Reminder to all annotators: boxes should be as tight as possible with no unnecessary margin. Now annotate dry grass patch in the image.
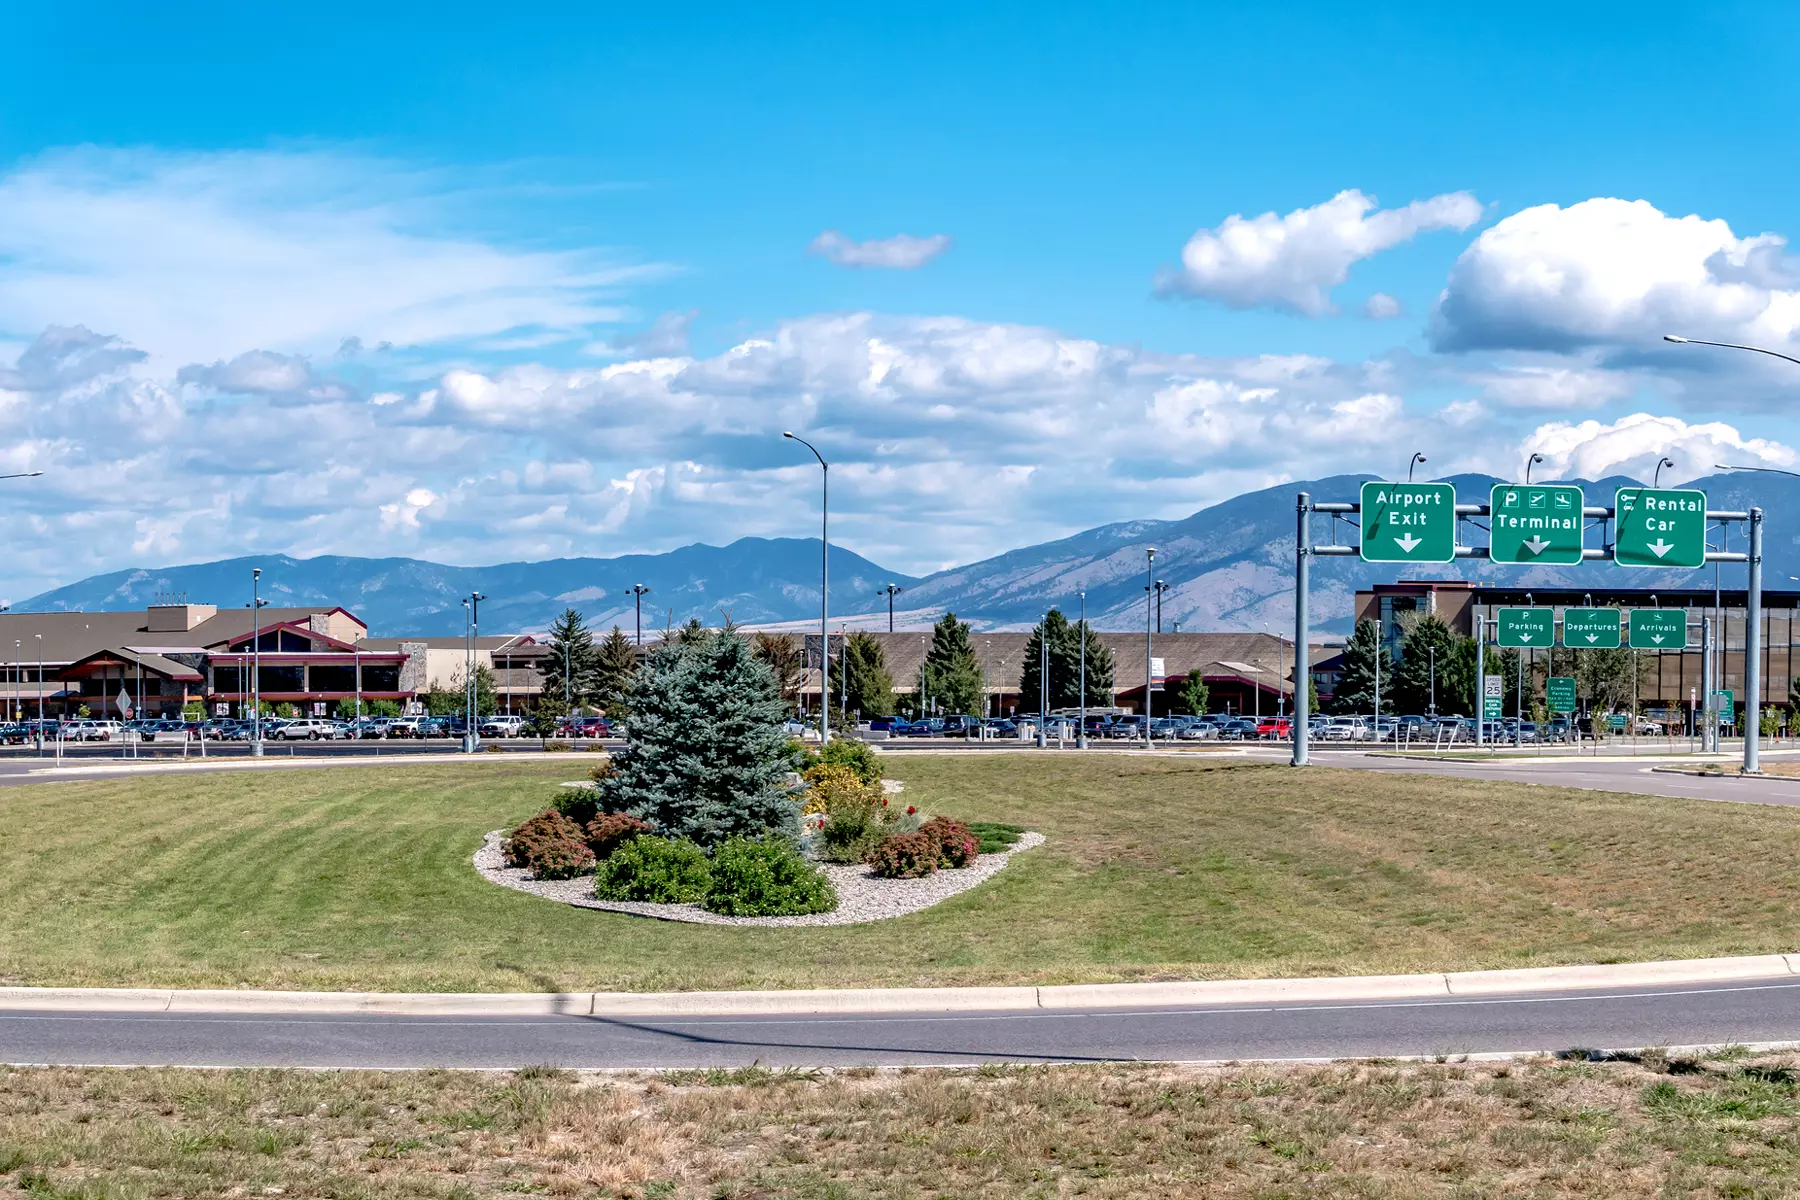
[8,1051,1800,1197]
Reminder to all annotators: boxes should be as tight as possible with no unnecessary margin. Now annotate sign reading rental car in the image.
[1614,487,1707,568]
[1359,482,1456,563]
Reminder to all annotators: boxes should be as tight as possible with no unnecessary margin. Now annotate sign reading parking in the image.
[1496,607,1554,648]
[1360,481,1456,563]
[1547,676,1577,713]
[1489,484,1585,564]
[1562,607,1622,649]
[1614,487,1707,568]
[1627,609,1689,649]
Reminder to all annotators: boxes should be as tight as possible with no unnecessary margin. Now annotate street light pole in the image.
[250,568,266,756]
[465,592,485,752]
[1144,547,1156,749]
[880,584,903,633]
[784,432,830,745]
[628,585,651,645]
[1077,589,1088,749]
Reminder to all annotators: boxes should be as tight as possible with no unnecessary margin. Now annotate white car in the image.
[65,719,122,741]
[479,714,527,737]
[272,718,341,740]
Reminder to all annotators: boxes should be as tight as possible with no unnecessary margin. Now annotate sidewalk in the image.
[3,953,1795,1017]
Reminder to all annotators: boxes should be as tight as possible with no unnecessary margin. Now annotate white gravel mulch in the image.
[473,828,1044,927]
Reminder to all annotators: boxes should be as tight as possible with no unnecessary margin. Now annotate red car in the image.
[1254,717,1292,739]
[559,715,613,738]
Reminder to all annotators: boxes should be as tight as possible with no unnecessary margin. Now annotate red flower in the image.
[907,805,917,815]
[882,797,889,806]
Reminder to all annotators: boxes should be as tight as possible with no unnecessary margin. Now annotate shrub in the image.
[552,785,600,826]
[819,804,880,864]
[866,831,940,879]
[801,763,882,816]
[542,740,571,752]
[503,810,595,880]
[805,738,883,785]
[920,816,979,868]
[594,836,711,903]
[586,812,655,860]
[703,836,838,916]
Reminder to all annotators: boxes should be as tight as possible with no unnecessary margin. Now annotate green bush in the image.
[552,785,600,826]
[586,812,655,860]
[594,836,711,903]
[866,831,939,879]
[702,836,838,916]
[819,805,881,864]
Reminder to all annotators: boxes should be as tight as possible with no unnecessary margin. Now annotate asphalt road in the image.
[5,978,1799,1068]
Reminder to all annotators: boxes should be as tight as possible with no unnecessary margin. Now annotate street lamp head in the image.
[252,567,261,580]
[783,431,795,439]
[1664,334,1690,343]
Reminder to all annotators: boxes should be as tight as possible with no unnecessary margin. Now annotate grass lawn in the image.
[5,755,1800,992]
[6,1050,1800,1197]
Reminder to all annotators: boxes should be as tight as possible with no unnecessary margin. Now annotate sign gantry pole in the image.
[1746,506,1764,774]
[1292,492,1310,767]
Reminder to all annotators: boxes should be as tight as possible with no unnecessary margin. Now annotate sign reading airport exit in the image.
[1489,484,1585,564]
[1614,487,1707,568]
[1359,481,1456,563]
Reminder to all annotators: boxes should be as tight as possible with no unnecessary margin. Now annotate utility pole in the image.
[250,568,267,757]
[879,584,903,633]
[1037,611,1048,749]
[627,585,651,646]
[1077,590,1088,749]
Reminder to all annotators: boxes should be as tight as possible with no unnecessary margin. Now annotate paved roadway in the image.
[5,978,1800,1067]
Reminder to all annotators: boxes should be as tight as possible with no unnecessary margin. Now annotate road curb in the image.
[2,953,1795,1017]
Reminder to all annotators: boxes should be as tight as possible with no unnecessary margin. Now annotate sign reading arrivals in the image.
[1489,484,1585,565]
[1614,487,1707,568]
[1359,481,1457,564]
[1628,608,1690,650]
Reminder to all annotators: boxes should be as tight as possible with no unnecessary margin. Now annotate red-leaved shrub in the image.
[504,810,595,879]
[586,812,656,860]
[865,831,940,879]
[919,816,979,868]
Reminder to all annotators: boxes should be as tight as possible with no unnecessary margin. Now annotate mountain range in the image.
[17,470,1790,636]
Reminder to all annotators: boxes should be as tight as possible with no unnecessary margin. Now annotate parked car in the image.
[479,714,528,738]
[272,718,340,740]
[939,714,983,738]
[1254,717,1292,739]
[1177,720,1218,740]
[979,718,1018,737]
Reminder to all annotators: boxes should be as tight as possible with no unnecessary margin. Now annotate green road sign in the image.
[1483,677,1503,720]
[1489,484,1585,564]
[1711,689,1735,714]
[1562,607,1623,648]
[1360,481,1457,563]
[1614,487,1707,568]
[1547,676,1577,713]
[1627,608,1689,650]
[1607,713,1627,731]
[1496,607,1554,648]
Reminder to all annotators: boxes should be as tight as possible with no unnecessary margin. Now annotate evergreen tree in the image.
[751,633,806,711]
[1018,609,1112,712]
[425,664,498,716]
[1177,670,1210,715]
[1332,619,1392,715]
[595,632,800,846]
[593,626,640,717]
[1392,616,1473,715]
[922,611,984,715]
[841,631,896,717]
[538,608,598,711]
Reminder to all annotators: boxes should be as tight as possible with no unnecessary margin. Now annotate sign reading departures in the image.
[1489,484,1585,565]
[1561,607,1622,648]
[1359,481,1456,564]
[1614,487,1708,568]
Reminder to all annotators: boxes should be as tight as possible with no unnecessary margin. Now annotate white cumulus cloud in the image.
[1157,188,1483,315]
[1431,197,1800,354]
[808,230,953,270]
[1362,292,1403,319]
[1519,412,1797,483]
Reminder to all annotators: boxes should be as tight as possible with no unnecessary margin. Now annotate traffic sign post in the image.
[1489,484,1585,564]
[1615,487,1707,568]
[1496,608,1554,648]
[1711,690,1735,727]
[1483,676,1503,720]
[1627,609,1689,650]
[1359,482,1456,563]
[1547,676,1577,714]
[1562,607,1622,648]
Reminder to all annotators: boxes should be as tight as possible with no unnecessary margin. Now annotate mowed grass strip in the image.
[7,1051,1800,1197]
[4,755,1800,992]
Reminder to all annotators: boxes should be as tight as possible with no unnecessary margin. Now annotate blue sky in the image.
[1,1,1798,599]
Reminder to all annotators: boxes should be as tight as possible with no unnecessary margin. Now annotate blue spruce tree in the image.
[596,630,801,845]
